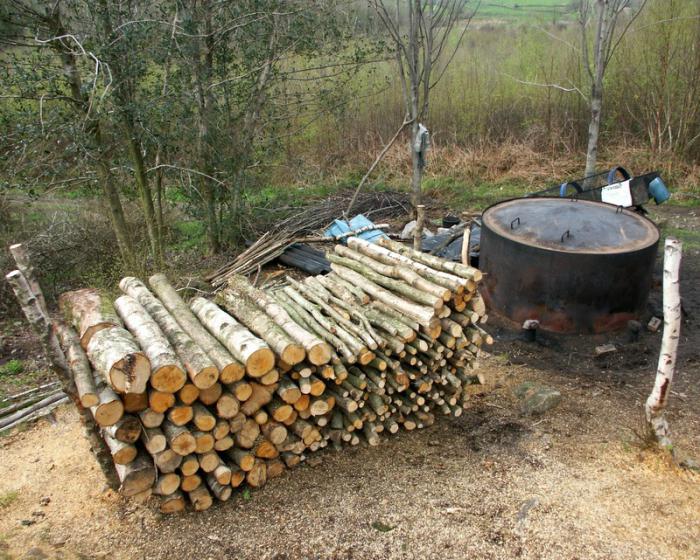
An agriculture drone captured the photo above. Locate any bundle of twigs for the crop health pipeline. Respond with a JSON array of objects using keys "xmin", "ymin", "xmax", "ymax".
[
  {"xmin": 206, "ymin": 190, "xmax": 414, "ymax": 289},
  {"xmin": 0, "ymin": 383, "xmax": 68, "ymax": 433}
]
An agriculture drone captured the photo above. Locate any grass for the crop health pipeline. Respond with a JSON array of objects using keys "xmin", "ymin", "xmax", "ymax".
[
  {"xmin": 475, "ymin": 0, "xmax": 577, "ymax": 22},
  {"xmin": 424, "ymin": 176, "xmax": 532, "ymax": 210},
  {"xmin": 0, "ymin": 360, "xmax": 23, "ymax": 377},
  {"xmin": 171, "ymin": 220, "xmax": 207, "ymax": 252},
  {"xmin": 0, "ymin": 491, "xmax": 18, "ymax": 509},
  {"xmin": 660, "ymin": 226, "xmax": 700, "ymax": 251}
]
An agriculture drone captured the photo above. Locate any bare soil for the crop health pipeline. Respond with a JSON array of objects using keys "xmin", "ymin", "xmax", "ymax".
[{"xmin": 0, "ymin": 205, "xmax": 698, "ymax": 560}]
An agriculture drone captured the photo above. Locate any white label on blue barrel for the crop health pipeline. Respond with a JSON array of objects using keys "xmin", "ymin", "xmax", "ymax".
[{"xmin": 601, "ymin": 180, "xmax": 633, "ymax": 207}]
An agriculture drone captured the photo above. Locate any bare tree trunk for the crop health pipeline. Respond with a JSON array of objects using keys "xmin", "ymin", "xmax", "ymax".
[
  {"xmin": 46, "ymin": 9, "xmax": 135, "ymax": 269},
  {"xmin": 126, "ymin": 133, "xmax": 163, "ymax": 266},
  {"xmin": 194, "ymin": 2, "xmax": 221, "ymax": 254},
  {"xmin": 645, "ymin": 238, "xmax": 683, "ymax": 449},
  {"xmin": 584, "ymin": 84, "xmax": 603, "ymax": 180}
]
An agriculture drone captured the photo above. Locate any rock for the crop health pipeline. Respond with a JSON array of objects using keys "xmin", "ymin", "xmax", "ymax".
[
  {"xmin": 39, "ymin": 496, "xmax": 51, "ymax": 506},
  {"xmin": 20, "ymin": 519, "xmax": 36, "ymax": 527},
  {"xmin": 22, "ymin": 548, "xmax": 47, "ymax": 560},
  {"xmin": 515, "ymin": 382, "xmax": 562, "ymax": 416},
  {"xmin": 595, "ymin": 343, "xmax": 617, "ymax": 356},
  {"xmin": 627, "ymin": 320, "xmax": 642, "ymax": 342},
  {"xmin": 50, "ymin": 535, "xmax": 67, "ymax": 548}
]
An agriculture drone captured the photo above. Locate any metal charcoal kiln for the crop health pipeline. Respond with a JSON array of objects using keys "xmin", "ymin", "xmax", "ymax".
[{"xmin": 479, "ymin": 197, "xmax": 659, "ymax": 333}]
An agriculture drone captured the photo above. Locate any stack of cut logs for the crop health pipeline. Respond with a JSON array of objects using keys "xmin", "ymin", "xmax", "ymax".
[{"xmin": 57, "ymin": 237, "xmax": 491, "ymax": 513}]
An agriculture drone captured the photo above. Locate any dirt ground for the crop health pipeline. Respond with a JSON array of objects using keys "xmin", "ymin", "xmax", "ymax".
[{"xmin": 1, "ymin": 205, "xmax": 699, "ymax": 560}]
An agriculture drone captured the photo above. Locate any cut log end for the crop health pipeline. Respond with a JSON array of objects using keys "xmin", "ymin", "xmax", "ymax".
[
  {"xmin": 281, "ymin": 345, "xmax": 306, "ymax": 366},
  {"xmin": 160, "ymin": 492, "xmax": 186, "ymax": 514},
  {"xmin": 219, "ymin": 363, "xmax": 245, "ymax": 384},
  {"xmin": 150, "ymin": 365, "xmax": 187, "ymax": 393},
  {"xmin": 191, "ymin": 366, "xmax": 219, "ymax": 390},
  {"xmin": 247, "ymin": 348, "xmax": 276, "ymax": 377},
  {"xmin": 307, "ymin": 342, "xmax": 332, "ymax": 366},
  {"xmin": 111, "ymin": 353, "xmax": 151, "ymax": 394},
  {"xmin": 92, "ymin": 399, "xmax": 124, "ymax": 427}
]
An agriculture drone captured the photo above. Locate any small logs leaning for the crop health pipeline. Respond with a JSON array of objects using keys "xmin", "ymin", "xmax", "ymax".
[{"xmin": 60, "ymin": 237, "xmax": 492, "ymax": 513}]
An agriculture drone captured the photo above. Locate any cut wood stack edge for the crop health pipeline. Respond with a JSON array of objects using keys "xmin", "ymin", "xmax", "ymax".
[{"xmin": 58, "ymin": 237, "xmax": 492, "ymax": 513}]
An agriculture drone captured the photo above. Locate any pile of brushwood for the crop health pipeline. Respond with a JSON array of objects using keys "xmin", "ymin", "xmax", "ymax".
[{"xmin": 56, "ymin": 237, "xmax": 491, "ymax": 513}]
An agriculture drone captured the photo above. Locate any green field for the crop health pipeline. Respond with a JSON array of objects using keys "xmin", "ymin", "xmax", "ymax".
[{"xmin": 474, "ymin": 1, "xmax": 576, "ymax": 22}]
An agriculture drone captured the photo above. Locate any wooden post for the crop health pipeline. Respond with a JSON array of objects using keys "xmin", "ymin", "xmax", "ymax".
[
  {"xmin": 9, "ymin": 243, "xmax": 48, "ymax": 315},
  {"xmin": 460, "ymin": 214, "xmax": 471, "ymax": 266},
  {"xmin": 645, "ymin": 238, "xmax": 683, "ymax": 450},
  {"xmin": 413, "ymin": 204, "xmax": 426, "ymax": 251},
  {"xmin": 5, "ymin": 268, "xmax": 119, "ymax": 489}
]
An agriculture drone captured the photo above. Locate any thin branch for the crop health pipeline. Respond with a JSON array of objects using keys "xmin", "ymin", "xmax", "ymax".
[{"xmin": 501, "ymin": 72, "xmax": 589, "ymax": 101}]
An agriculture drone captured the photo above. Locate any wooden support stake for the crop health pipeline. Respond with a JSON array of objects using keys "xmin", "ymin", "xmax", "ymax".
[{"xmin": 5, "ymin": 269, "xmax": 119, "ymax": 489}]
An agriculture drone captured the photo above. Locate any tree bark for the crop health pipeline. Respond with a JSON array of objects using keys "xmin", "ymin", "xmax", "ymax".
[
  {"xmin": 149, "ymin": 274, "xmax": 244, "ymax": 382},
  {"xmin": 114, "ymin": 295, "xmax": 186, "ymax": 392},
  {"xmin": 9, "ymin": 243, "xmax": 47, "ymax": 315},
  {"xmin": 190, "ymin": 297, "xmax": 274, "ymax": 377},
  {"xmin": 219, "ymin": 290, "xmax": 305, "ymax": 366},
  {"xmin": 227, "ymin": 275, "xmax": 331, "ymax": 365},
  {"xmin": 6, "ymin": 269, "xmax": 119, "ymax": 488},
  {"xmin": 330, "ymin": 264, "xmax": 438, "ymax": 330},
  {"xmin": 119, "ymin": 277, "xmax": 218, "ymax": 389},
  {"xmin": 58, "ymin": 288, "xmax": 122, "ymax": 350},
  {"xmin": 55, "ymin": 323, "xmax": 98, "ymax": 408},
  {"xmin": 46, "ymin": 8, "xmax": 135, "ymax": 268},
  {"xmin": 374, "ymin": 237, "xmax": 481, "ymax": 283},
  {"xmin": 86, "ymin": 327, "xmax": 150, "ymax": 394}
]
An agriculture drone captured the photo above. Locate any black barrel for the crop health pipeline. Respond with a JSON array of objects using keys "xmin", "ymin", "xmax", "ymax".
[{"xmin": 479, "ymin": 197, "xmax": 659, "ymax": 333}]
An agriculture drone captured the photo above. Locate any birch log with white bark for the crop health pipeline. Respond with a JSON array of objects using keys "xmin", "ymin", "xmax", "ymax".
[
  {"xmin": 119, "ymin": 277, "xmax": 218, "ymax": 389},
  {"xmin": 6, "ymin": 268, "xmax": 119, "ymax": 489},
  {"xmin": 347, "ymin": 237, "xmax": 467, "ymax": 293},
  {"xmin": 190, "ymin": 297, "xmax": 275, "ymax": 377},
  {"xmin": 86, "ymin": 327, "xmax": 150, "ymax": 394},
  {"xmin": 114, "ymin": 295, "xmax": 186, "ymax": 392},
  {"xmin": 645, "ymin": 238, "xmax": 683, "ymax": 449},
  {"xmin": 377, "ymin": 237, "xmax": 481, "ymax": 282},
  {"xmin": 9, "ymin": 243, "xmax": 47, "ymax": 315},
  {"xmin": 149, "ymin": 274, "xmax": 244, "ymax": 383},
  {"xmin": 330, "ymin": 264, "xmax": 439, "ymax": 333},
  {"xmin": 227, "ymin": 275, "xmax": 332, "ymax": 366},
  {"xmin": 333, "ymin": 244, "xmax": 450, "ymax": 301},
  {"xmin": 219, "ymin": 290, "xmax": 305, "ymax": 366},
  {"xmin": 91, "ymin": 385, "xmax": 124, "ymax": 427},
  {"xmin": 58, "ymin": 288, "xmax": 122, "ymax": 349},
  {"xmin": 55, "ymin": 323, "xmax": 98, "ymax": 407},
  {"xmin": 115, "ymin": 452, "xmax": 156, "ymax": 497}
]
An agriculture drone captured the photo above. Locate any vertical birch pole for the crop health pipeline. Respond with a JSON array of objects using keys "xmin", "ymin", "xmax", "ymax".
[
  {"xmin": 6, "ymin": 268, "xmax": 119, "ymax": 488},
  {"xmin": 645, "ymin": 237, "xmax": 683, "ymax": 449}
]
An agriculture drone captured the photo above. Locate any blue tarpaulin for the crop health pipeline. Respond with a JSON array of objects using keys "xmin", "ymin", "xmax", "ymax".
[{"xmin": 324, "ymin": 214, "xmax": 388, "ymax": 244}]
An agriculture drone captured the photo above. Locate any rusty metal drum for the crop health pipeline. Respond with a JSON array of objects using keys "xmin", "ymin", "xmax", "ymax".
[{"xmin": 479, "ymin": 197, "xmax": 659, "ymax": 333}]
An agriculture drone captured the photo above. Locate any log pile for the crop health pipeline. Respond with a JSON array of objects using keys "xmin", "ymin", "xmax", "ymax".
[{"xmin": 56, "ymin": 237, "xmax": 491, "ymax": 513}]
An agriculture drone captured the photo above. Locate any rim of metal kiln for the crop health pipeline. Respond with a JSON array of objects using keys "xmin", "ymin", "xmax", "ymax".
[{"xmin": 482, "ymin": 197, "xmax": 660, "ymax": 254}]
